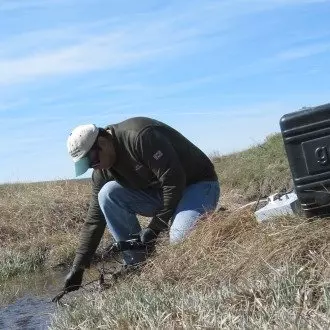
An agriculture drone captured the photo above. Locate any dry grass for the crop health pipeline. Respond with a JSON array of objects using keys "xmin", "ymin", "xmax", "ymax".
[
  {"xmin": 0, "ymin": 180, "xmax": 90, "ymax": 245},
  {"xmin": 1, "ymin": 134, "xmax": 290, "ymax": 281},
  {"xmin": 50, "ymin": 209, "xmax": 330, "ymax": 329},
  {"xmin": 0, "ymin": 180, "xmax": 91, "ymax": 281},
  {"xmin": 146, "ymin": 211, "xmax": 330, "ymax": 286},
  {"xmin": 4, "ymin": 133, "xmax": 328, "ymax": 328},
  {"xmin": 213, "ymin": 133, "xmax": 292, "ymax": 201}
]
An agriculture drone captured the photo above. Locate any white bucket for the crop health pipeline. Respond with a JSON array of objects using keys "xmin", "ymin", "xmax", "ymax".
[{"xmin": 255, "ymin": 191, "xmax": 300, "ymax": 222}]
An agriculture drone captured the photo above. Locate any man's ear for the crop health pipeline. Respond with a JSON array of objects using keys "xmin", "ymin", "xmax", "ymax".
[
  {"xmin": 97, "ymin": 136, "xmax": 108, "ymax": 149},
  {"xmin": 98, "ymin": 135, "xmax": 113, "ymax": 151}
]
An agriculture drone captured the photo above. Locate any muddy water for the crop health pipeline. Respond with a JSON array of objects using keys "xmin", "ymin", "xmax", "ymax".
[
  {"xmin": 0, "ymin": 269, "xmax": 68, "ymax": 330},
  {"xmin": 0, "ymin": 266, "xmax": 111, "ymax": 330},
  {"xmin": 0, "ymin": 296, "xmax": 55, "ymax": 330}
]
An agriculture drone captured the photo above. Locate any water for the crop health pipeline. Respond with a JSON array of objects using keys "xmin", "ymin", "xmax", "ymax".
[
  {"xmin": 0, "ymin": 269, "xmax": 67, "ymax": 330},
  {"xmin": 0, "ymin": 296, "xmax": 55, "ymax": 330},
  {"xmin": 0, "ymin": 265, "xmax": 112, "ymax": 329}
]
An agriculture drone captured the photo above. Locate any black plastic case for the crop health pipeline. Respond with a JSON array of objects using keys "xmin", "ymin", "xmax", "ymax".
[{"xmin": 280, "ymin": 103, "xmax": 330, "ymax": 217}]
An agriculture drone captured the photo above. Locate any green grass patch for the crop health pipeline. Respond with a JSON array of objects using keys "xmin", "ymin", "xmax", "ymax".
[{"xmin": 0, "ymin": 247, "xmax": 47, "ymax": 281}]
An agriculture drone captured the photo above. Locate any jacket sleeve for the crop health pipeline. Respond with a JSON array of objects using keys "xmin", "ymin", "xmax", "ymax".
[
  {"xmin": 135, "ymin": 128, "xmax": 186, "ymax": 232},
  {"xmin": 72, "ymin": 170, "xmax": 109, "ymax": 269}
]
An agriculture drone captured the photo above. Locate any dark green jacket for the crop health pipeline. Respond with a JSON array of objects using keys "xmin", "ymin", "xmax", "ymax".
[{"xmin": 73, "ymin": 117, "xmax": 218, "ymax": 268}]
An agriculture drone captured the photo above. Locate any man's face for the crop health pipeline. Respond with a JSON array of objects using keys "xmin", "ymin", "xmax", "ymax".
[
  {"xmin": 88, "ymin": 136, "xmax": 116, "ymax": 170},
  {"xmin": 87, "ymin": 145, "xmax": 100, "ymax": 168}
]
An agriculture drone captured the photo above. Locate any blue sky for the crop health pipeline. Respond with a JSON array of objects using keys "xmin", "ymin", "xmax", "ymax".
[{"xmin": 1, "ymin": 0, "xmax": 329, "ymax": 183}]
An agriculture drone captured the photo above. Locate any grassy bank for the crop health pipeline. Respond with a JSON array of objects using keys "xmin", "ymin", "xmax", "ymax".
[
  {"xmin": 213, "ymin": 133, "xmax": 291, "ymax": 201},
  {"xmin": 4, "ymin": 133, "xmax": 329, "ymax": 328},
  {"xmin": 0, "ymin": 180, "xmax": 90, "ymax": 282},
  {"xmin": 50, "ymin": 213, "xmax": 330, "ymax": 329},
  {"xmin": 0, "ymin": 133, "xmax": 291, "ymax": 282}
]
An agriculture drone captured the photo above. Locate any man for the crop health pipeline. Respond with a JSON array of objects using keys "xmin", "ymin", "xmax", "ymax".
[{"xmin": 64, "ymin": 117, "xmax": 220, "ymax": 292}]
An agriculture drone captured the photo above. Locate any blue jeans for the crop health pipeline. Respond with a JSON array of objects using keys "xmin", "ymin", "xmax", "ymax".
[{"xmin": 98, "ymin": 180, "xmax": 220, "ymax": 264}]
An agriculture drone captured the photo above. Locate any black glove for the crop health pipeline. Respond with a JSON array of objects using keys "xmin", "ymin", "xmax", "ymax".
[
  {"xmin": 139, "ymin": 227, "xmax": 159, "ymax": 245},
  {"xmin": 63, "ymin": 268, "xmax": 84, "ymax": 293}
]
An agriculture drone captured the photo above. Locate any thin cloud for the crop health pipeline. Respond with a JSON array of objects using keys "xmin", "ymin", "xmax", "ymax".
[
  {"xmin": 0, "ymin": 99, "xmax": 27, "ymax": 112},
  {"xmin": 4, "ymin": 0, "xmax": 325, "ymax": 86},
  {"xmin": 206, "ymin": 0, "xmax": 328, "ymax": 16},
  {"xmin": 209, "ymin": 39, "xmax": 330, "ymax": 83},
  {"xmin": 0, "ymin": 0, "xmax": 69, "ymax": 11},
  {"xmin": 276, "ymin": 43, "xmax": 330, "ymax": 61},
  {"xmin": 101, "ymin": 76, "xmax": 216, "ymax": 94},
  {"xmin": 0, "ymin": 15, "xmax": 220, "ymax": 86}
]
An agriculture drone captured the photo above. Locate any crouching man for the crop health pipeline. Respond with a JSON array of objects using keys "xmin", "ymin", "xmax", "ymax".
[{"xmin": 64, "ymin": 117, "xmax": 220, "ymax": 292}]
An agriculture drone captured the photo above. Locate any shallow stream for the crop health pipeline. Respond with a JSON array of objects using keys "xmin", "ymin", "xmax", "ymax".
[
  {"xmin": 0, "ymin": 295, "xmax": 55, "ymax": 330},
  {"xmin": 0, "ymin": 264, "xmax": 115, "ymax": 329},
  {"xmin": 0, "ymin": 269, "xmax": 68, "ymax": 330}
]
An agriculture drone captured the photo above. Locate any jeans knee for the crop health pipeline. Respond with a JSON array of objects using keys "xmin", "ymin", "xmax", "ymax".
[
  {"xmin": 169, "ymin": 210, "xmax": 201, "ymax": 244},
  {"xmin": 169, "ymin": 228, "xmax": 185, "ymax": 244},
  {"xmin": 98, "ymin": 181, "xmax": 121, "ymax": 209}
]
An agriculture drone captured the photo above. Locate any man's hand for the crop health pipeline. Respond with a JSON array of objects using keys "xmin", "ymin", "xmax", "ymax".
[
  {"xmin": 63, "ymin": 268, "xmax": 84, "ymax": 293},
  {"xmin": 139, "ymin": 227, "xmax": 159, "ymax": 244}
]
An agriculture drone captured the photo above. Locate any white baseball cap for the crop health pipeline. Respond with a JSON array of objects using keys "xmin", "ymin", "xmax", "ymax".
[{"xmin": 67, "ymin": 124, "xmax": 99, "ymax": 176}]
